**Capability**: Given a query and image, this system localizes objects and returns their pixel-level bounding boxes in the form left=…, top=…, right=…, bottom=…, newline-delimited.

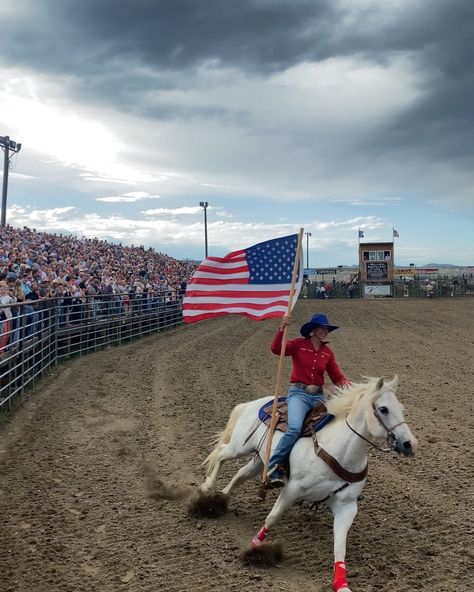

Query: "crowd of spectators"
left=0, top=224, right=196, bottom=297
left=0, top=225, right=197, bottom=349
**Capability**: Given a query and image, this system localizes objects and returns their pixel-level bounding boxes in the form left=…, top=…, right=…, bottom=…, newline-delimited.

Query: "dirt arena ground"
left=0, top=299, right=473, bottom=592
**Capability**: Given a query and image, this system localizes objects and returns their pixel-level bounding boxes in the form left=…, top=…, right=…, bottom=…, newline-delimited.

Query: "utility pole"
left=1, top=135, right=22, bottom=226
left=305, top=231, right=312, bottom=269
left=199, top=201, right=209, bottom=258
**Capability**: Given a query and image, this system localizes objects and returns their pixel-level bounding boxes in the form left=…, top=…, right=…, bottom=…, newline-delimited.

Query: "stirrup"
left=267, top=466, right=286, bottom=489
left=268, top=476, right=285, bottom=489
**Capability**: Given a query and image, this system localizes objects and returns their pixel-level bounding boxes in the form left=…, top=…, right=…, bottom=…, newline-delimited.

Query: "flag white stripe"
left=192, top=270, right=250, bottom=280
left=183, top=296, right=290, bottom=305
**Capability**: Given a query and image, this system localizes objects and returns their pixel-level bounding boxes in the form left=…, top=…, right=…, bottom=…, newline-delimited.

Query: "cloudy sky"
left=1, top=0, right=473, bottom=266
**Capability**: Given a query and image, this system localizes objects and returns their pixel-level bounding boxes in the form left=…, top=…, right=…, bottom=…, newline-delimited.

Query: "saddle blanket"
left=258, top=396, right=334, bottom=436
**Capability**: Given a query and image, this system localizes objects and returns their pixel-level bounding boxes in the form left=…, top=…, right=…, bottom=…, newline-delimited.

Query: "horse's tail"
left=201, top=402, right=248, bottom=476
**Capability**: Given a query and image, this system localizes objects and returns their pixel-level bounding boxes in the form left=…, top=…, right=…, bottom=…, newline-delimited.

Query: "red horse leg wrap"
left=333, top=561, right=348, bottom=591
left=251, top=526, right=269, bottom=547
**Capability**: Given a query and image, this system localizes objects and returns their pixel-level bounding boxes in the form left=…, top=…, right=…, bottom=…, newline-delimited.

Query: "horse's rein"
left=345, top=419, right=391, bottom=453
left=345, top=403, right=408, bottom=453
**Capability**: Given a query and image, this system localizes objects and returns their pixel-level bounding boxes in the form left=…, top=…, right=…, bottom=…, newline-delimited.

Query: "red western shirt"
left=271, top=328, right=349, bottom=387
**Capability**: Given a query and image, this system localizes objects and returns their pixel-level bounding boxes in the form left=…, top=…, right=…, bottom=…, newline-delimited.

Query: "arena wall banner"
left=364, top=284, right=392, bottom=297
left=416, top=268, right=439, bottom=274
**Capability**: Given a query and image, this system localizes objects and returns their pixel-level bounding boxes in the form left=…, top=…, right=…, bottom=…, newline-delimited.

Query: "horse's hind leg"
left=200, top=451, right=226, bottom=494
left=222, top=456, right=263, bottom=496
left=201, top=442, right=252, bottom=493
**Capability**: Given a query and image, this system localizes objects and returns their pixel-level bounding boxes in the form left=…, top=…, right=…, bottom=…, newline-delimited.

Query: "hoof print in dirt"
left=187, top=491, right=229, bottom=518
left=241, top=543, right=283, bottom=567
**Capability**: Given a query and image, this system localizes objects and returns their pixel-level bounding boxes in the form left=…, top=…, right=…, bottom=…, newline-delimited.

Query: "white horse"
left=198, top=376, right=417, bottom=592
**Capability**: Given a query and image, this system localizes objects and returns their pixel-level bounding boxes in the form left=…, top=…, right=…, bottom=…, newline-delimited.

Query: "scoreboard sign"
left=366, top=261, right=388, bottom=280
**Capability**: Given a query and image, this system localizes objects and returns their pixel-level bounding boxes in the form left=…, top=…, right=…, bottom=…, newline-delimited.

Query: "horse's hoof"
left=250, top=534, right=262, bottom=548
left=240, top=543, right=283, bottom=567
left=187, top=490, right=229, bottom=519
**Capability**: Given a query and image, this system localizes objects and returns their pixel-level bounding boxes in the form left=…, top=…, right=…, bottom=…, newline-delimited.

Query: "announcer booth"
left=359, top=242, right=394, bottom=297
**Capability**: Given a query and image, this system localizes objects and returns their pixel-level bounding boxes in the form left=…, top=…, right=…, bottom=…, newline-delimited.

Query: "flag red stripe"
left=184, top=289, right=291, bottom=298
left=189, top=277, right=249, bottom=285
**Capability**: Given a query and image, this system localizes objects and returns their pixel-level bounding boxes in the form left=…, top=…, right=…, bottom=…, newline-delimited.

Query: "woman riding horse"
left=267, top=312, right=351, bottom=487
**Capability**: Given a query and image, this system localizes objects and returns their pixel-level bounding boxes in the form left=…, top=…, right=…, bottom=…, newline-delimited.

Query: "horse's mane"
left=326, top=377, right=381, bottom=418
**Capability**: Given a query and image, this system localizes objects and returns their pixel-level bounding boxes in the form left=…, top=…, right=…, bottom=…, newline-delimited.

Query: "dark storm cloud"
left=379, top=77, right=474, bottom=162
left=2, top=0, right=471, bottom=77
left=1, top=0, right=337, bottom=75
left=2, top=0, right=473, bottom=118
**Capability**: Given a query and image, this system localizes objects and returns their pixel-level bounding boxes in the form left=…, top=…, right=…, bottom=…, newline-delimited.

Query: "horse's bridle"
left=312, top=400, right=408, bottom=486
left=345, top=402, right=408, bottom=453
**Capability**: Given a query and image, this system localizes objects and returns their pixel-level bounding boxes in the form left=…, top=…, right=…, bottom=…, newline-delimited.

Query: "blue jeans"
left=269, top=385, right=324, bottom=470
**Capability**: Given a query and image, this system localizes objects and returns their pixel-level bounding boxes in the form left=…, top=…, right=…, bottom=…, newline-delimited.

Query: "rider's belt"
left=291, top=383, right=323, bottom=395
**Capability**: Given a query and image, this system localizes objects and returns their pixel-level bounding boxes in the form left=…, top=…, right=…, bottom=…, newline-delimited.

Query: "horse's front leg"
left=250, top=484, right=299, bottom=547
left=329, top=499, right=358, bottom=592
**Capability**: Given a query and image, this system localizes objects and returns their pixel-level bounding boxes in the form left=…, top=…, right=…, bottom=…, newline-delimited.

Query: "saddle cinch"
left=258, top=397, right=334, bottom=436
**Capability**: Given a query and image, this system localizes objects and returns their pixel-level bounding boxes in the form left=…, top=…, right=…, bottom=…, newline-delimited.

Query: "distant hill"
left=423, top=263, right=464, bottom=268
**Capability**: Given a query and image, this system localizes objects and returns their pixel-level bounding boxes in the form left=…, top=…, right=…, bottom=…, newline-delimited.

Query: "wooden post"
left=261, top=227, right=304, bottom=483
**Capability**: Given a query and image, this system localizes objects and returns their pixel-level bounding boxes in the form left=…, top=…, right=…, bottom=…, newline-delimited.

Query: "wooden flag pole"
left=261, top=227, right=304, bottom=484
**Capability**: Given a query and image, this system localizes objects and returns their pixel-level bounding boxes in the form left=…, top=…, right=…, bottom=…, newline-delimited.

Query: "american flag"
left=183, top=234, right=303, bottom=324
left=393, top=228, right=400, bottom=238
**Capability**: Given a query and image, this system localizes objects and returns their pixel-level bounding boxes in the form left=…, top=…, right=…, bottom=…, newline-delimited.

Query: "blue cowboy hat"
left=300, top=313, right=339, bottom=337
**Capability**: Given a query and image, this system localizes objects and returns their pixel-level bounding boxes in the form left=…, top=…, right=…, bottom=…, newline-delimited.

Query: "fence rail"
left=0, top=293, right=183, bottom=410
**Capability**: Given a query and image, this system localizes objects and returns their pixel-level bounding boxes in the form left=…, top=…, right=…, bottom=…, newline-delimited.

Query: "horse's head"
left=365, top=376, right=418, bottom=457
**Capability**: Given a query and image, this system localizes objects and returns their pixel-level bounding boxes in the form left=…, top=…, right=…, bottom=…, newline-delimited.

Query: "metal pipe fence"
left=302, top=277, right=474, bottom=299
left=2, top=276, right=471, bottom=411
left=0, top=292, right=183, bottom=411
